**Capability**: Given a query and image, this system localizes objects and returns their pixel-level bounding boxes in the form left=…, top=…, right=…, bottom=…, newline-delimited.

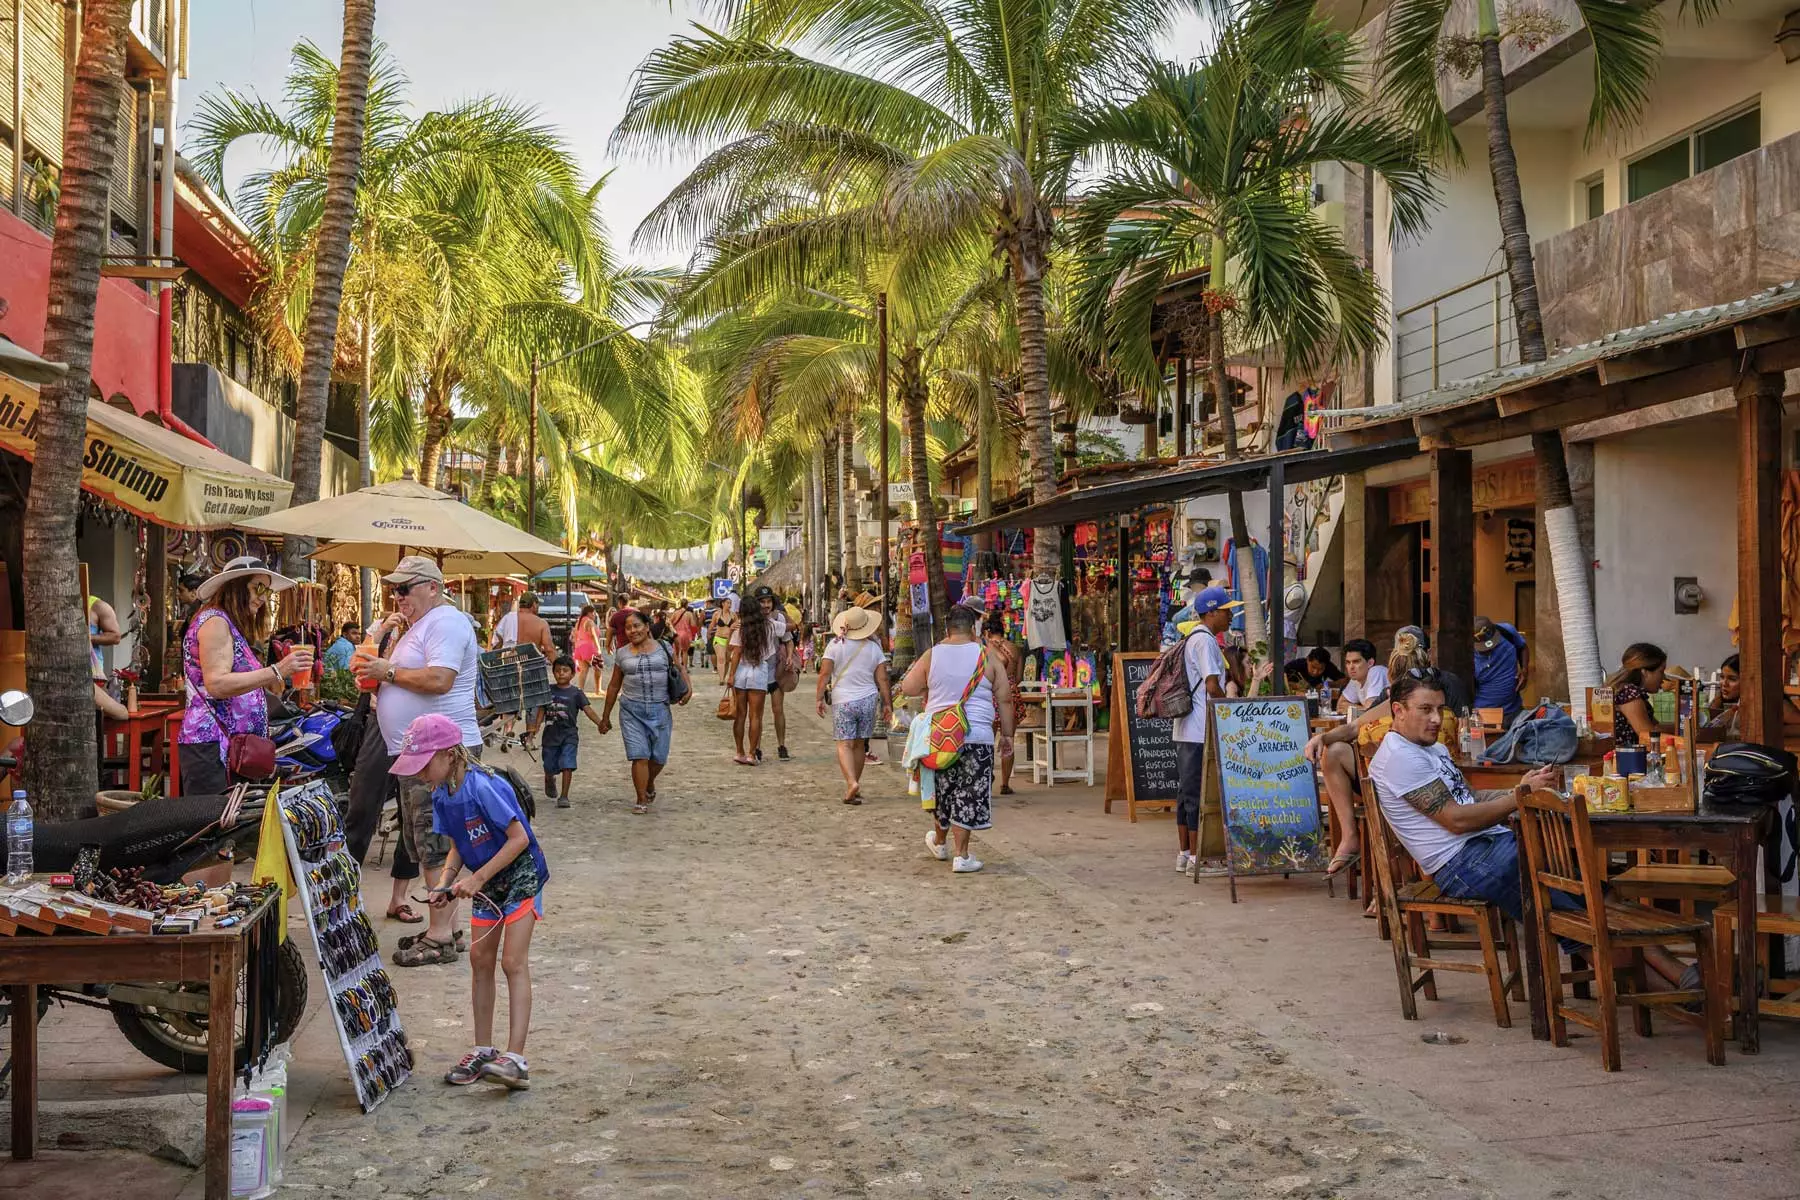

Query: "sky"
left=184, top=0, right=709, bottom=268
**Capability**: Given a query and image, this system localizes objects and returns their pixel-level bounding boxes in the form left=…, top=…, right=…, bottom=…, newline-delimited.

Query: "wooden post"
left=1431, top=449, right=1475, bottom=688
left=1736, top=371, right=1783, bottom=747
left=1342, top=474, right=1368, bottom=641
left=1268, top=458, right=1285, bottom=691
left=1174, top=356, right=1188, bottom=458
left=1117, top=516, right=1133, bottom=653
left=147, top=524, right=166, bottom=688
left=8, top=983, right=35, bottom=1160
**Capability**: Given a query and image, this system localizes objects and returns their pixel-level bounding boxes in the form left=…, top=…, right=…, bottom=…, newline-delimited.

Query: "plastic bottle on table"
left=5, top=789, right=30, bottom=885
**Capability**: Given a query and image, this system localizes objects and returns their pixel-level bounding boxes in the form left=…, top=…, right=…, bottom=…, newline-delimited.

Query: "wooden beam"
left=1594, top=339, right=1706, bottom=386
left=99, top=264, right=186, bottom=282
left=1493, top=376, right=1599, bottom=419
left=1431, top=448, right=1474, bottom=689
left=1734, top=311, right=1800, bottom=350
left=1736, top=371, right=1783, bottom=747
left=1414, top=398, right=1496, bottom=438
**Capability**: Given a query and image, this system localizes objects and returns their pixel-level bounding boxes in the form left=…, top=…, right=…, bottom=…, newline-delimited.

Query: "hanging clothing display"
left=1222, top=537, right=1270, bottom=635
left=1024, top=577, right=1068, bottom=651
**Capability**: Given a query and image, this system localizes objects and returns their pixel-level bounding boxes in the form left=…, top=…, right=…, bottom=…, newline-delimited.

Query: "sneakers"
left=777, top=745, right=791, bottom=761
left=543, top=778, right=558, bottom=800
left=555, top=795, right=571, bottom=809
left=924, top=830, right=949, bottom=861
left=952, top=856, right=984, bottom=873
left=1175, top=850, right=1193, bottom=873
left=480, top=1053, right=530, bottom=1090
left=445, top=1047, right=498, bottom=1086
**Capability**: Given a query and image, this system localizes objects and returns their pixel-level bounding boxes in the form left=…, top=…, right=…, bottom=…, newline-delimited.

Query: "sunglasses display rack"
left=277, top=779, right=412, bottom=1111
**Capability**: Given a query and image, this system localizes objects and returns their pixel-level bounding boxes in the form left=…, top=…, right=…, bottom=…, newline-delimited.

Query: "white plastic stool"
left=1030, top=687, right=1094, bottom=786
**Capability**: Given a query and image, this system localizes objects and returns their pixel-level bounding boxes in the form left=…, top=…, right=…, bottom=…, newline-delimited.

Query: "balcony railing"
left=1392, top=269, right=1517, bottom=403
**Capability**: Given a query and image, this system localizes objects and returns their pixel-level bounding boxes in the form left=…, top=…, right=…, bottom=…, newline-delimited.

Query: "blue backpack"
left=1479, top=701, right=1578, bottom=765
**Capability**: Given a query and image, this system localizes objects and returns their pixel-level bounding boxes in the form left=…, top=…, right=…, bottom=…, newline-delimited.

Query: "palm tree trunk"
left=283, top=0, right=377, bottom=578
left=1208, top=298, right=1268, bottom=648
left=901, top=348, right=949, bottom=629
left=357, top=298, right=373, bottom=624
left=973, top=364, right=995, bottom=583
left=823, top=431, right=842, bottom=591
left=1008, top=208, right=1060, bottom=577
left=21, top=0, right=130, bottom=821
left=417, top=374, right=453, bottom=487
left=1478, top=19, right=1601, bottom=696
left=478, top=428, right=502, bottom=506
left=837, top=402, right=857, bottom=585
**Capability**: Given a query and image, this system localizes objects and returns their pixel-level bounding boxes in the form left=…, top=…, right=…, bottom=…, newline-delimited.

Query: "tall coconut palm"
left=615, top=0, right=1200, bottom=578
left=283, top=0, right=376, bottom=576
left=1066, top=2, right=1437, bottom=644
left=1379, top=0, right=1715, bottom=693
left=21, top=0, right=133, bottom=820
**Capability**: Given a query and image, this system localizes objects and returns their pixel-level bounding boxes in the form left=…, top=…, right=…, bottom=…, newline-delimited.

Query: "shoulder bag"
left=662, top=642, right=690, bottom=705
left=919, top=649, right=989, bottom=770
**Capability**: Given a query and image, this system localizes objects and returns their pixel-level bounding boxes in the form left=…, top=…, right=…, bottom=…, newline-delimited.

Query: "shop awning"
left=0, top=374, right=291, bottom=529
left=952, top=439, right=1420, bottom=536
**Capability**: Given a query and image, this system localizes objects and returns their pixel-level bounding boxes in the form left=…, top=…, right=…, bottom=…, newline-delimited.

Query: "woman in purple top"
left=177, top=556, right=311, bottom=795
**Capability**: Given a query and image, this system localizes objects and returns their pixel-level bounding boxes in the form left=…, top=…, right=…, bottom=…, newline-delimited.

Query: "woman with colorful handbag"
left=899, top=604, right=1015, bottom=873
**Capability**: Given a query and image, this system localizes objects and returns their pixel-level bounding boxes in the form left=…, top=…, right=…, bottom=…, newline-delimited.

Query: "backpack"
left=1703, top=742, right=1797, bottom=807
left=919, top=649, right=989, bottom=770
left=491, top=761, right=539, bottom=820
left=1479, top=701, right=1578, bottom=765
left=1137, top=632, right=1203, bottom=720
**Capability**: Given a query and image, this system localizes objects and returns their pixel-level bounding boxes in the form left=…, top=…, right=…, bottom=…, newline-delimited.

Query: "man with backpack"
left=1170, top=588, right=1239, bottom=875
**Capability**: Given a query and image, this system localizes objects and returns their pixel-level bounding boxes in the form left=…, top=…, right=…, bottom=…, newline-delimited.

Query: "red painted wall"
left=0, top=205, right=159, bottom=415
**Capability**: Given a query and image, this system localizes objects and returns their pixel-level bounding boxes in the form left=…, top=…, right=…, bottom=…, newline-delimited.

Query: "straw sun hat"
left=832, top=607, right=882, bottom=640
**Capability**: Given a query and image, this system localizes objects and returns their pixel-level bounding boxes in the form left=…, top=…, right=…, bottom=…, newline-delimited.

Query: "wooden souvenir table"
left=3, top=889, right=281, bottom=1200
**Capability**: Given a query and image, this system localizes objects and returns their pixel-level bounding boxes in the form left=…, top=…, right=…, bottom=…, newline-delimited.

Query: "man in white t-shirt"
left=353, top=555, right=482, bottom=967
left=1369, top=672, right=1564, bottom=925
left=1173, top=587, right=1239, bottom=875
left=1338, top=638, right=1388, bottom=710
left=491, top=599, right=519, bottom=650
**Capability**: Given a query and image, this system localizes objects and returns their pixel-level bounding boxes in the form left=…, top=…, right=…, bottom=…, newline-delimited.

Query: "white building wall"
left=1591, top=417, right=1739, bottom=675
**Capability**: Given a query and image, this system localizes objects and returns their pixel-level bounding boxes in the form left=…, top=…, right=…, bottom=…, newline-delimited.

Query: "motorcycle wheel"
left=110, top=939, right=309, bottom=1074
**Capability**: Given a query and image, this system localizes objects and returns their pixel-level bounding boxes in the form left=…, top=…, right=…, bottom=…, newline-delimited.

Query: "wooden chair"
left=1713, top=894, right=1800, bottom=1023
left=1516, top=788, right=1725, bottom=1071
left=1364, top=782, right=1523, bottom=1026
left=1610, top=853, right=1735, bottom=918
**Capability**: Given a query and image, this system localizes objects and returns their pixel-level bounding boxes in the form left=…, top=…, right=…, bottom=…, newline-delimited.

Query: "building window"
left=1583, top=175, right=1604, bottom=222
left=1627, top=105, right=1760, bottom=203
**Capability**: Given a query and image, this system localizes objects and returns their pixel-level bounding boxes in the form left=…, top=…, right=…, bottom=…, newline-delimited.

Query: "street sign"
left=887, top=481, right=914, bottom=503
left=712, top=577, right=736, bottom=599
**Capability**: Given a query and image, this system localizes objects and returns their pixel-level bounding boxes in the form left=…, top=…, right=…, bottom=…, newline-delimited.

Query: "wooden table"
left=100, top=699, right=183, bottom=790
left=1513, top=805, right=1777, bottom=1053
left=3, top=893, right=276, bottom=1199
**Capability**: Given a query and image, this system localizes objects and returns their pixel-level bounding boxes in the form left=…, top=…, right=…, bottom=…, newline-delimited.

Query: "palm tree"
left=1378, top=0, right=1714, bottom=692
left=615, top=0, right=1198, bottom=578
left=189, top=43, right=675, bottom=501
left=21, top=0, right=133, bottom=820
left=283, top=0, right=376, bottom=576
left=1066, top=2, right=1437, bottom=645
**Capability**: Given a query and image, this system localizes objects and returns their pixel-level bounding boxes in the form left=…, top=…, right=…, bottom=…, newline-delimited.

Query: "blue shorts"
left=542, top=738, right=577, bottom=774
left=1433, top=830, right=1582, bottom=944
left=620, top=699, right=673, bottom=764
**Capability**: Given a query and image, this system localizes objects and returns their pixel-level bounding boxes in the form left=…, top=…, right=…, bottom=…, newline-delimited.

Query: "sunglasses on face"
left=248, top=580, right=272, bottom=596
left=391, top=580, right=427, bottom=597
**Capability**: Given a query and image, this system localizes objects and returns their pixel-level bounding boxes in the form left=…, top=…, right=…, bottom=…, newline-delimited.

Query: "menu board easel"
left=279, top=779, right=411, bottom=1111
left=1198, top=697, right=1328, bottom=901
left=1107, top=652, right=1224, bottom=852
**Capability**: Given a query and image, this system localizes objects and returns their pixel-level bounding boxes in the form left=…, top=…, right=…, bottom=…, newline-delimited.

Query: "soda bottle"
left=351, top=633, right=381, bottom=692
left=6, top=789, right=32, bottom=884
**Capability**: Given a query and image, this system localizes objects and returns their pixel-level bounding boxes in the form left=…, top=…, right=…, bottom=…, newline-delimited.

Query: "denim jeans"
left=1432, top=829, right=1581, bottom=928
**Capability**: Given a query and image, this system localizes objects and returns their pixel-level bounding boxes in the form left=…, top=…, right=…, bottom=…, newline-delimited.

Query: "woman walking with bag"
left=599, top=610, right=691, bottom=813
left=902, top=605, right=1014, bottom=873
left=816, top=607, right=890, bottom=804
left=723, top=605, right=771, bottom=765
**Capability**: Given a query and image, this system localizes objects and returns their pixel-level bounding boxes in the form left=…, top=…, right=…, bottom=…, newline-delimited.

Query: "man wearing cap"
left=1173, top=588, right=1238, bottom=876
left=1472, top=616, right=1529, bottom=728
left=349, top=555, right=483, bottom=967
left=1160, top=568, right=1215, bottom=648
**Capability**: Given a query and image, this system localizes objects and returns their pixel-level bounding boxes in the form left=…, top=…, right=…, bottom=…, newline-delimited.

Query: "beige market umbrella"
left=238, top=477, right=572, bottom=576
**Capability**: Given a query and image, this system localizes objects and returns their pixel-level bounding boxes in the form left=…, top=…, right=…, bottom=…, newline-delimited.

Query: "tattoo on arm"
left=1400, top=778, right=1455, bottom=817
left=1474, top=789, right=1513, bottom=805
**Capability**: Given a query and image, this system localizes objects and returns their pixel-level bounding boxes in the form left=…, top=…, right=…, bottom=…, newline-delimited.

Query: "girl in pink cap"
left=392, top=712, right=548, bottom=1090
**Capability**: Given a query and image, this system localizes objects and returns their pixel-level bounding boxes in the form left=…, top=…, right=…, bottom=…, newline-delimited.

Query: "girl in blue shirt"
left=392, top=713, right=548, bottom=1090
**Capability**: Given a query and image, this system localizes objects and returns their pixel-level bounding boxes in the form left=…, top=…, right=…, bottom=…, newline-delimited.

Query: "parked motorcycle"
left=0, top=692, right=308, bottom=1077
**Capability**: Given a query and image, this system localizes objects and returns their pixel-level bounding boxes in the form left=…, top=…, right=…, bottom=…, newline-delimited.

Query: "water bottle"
left=5, top=789, right=31, bottom=885
left=1319, top=680, right=1333, bottom=712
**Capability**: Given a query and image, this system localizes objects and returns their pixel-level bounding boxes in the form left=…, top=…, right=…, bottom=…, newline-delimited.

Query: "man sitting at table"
left=1370, top=672, right=1696, bottom=992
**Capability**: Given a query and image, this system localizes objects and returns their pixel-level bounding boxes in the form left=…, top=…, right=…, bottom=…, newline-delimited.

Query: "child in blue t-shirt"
left=392, top=712, right=549, bottom=1090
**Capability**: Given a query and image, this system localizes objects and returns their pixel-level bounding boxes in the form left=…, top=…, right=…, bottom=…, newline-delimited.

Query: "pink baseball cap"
left=390, top=713, right=463, bottom=776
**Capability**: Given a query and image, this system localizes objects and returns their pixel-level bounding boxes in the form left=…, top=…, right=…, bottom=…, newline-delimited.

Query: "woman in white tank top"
left=900, top=605, right=1014, bottom=873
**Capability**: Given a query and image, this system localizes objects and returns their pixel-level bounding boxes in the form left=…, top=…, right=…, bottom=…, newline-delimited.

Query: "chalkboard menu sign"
left=1206, top=697, right=1327, bottom=899
left=1106, top=653, right=1179, bottom=822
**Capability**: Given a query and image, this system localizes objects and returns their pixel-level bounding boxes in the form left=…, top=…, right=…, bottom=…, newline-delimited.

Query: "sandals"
left=631, top=804, right=649, bottom=815
left=1323, top=851, right=1359, bottom=879
left=733, top=755, right=755, bottom=766
left=399, top=928, right=466, bottom=953
left=386, top=904, right=425, bottom=924
left=393, top=934, right=459, bottom=967
left=843, top=784, right=862, bottom=806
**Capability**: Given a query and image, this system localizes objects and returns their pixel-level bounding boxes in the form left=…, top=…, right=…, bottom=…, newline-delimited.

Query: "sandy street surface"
left=258, top=692, right=1526, bottom=1200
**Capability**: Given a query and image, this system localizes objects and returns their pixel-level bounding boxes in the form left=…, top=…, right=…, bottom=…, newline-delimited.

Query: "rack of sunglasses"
left=277, top=779, right=412, bottom=1111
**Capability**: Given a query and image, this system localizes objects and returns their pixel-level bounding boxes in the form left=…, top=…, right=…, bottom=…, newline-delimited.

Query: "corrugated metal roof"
left=1326, top=279, right=1800, bottom=431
